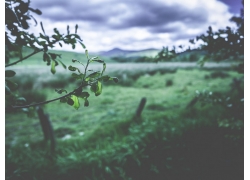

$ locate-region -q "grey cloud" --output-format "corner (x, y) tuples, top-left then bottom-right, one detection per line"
(110, 3), (208, 29)
(30, 0), (208, 31)
(31, 1), (109, 22)
(118, 36), (161, 46)
(149, 25), (180, 34)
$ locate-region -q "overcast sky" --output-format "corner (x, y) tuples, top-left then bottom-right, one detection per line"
(28, 0), (243, 53)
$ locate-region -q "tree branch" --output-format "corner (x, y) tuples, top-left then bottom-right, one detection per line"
(5, 49), (43, 67)
(81, 56), (90, 86)
(11, 82), (92, 109)
(12, 92), (74, 109)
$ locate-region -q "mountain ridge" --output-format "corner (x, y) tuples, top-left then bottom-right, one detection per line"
(96, 47), (160, 57)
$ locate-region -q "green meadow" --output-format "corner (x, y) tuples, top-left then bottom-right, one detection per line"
(5, 50), (244, 180)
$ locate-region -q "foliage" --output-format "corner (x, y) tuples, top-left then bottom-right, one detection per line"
(155, 1), (244, 70)
(154, 46), (177, 62)
(112, 56), (155, 63)
(5, 0), (117, 113)
(189, 2), (244, 124)
(155, 1), (244, 121)
(5, 1), (244, 179)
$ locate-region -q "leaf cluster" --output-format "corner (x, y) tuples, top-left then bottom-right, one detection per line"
(5, 0), (41, 63)
(190, 25), (243, 61)
(5, 0), (118, 112)
(155, 1), (244, 69)
(154, 46), (177, 62)
(56, 50), (118, 110)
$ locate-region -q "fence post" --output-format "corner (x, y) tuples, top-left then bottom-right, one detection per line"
(186, 97), (199, 108)
(36, 106), (56, 153)
(135, 97), (147, 118)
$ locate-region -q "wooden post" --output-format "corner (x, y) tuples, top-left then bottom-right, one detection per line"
(186, 97), (199, 108)
(36, 106), (56, 153)
(135, 97), (147, 118)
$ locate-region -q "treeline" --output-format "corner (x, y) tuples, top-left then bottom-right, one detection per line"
(111, 49), (210, 63)
(112, 56), (155, 63)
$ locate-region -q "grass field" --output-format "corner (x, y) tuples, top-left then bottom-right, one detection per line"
(5, 55), (244, 179)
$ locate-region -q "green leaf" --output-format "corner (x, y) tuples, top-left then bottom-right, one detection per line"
(51, 60), (56, 74)
(89, 57), (101, 63)
(68, 66), (81, 73)
(96, 81), (102, 96)
(70, 95), (80, 110)
(101, 63), (106, 75)
(84, 99), (89, 107)
(5, 79), (18, 91)
(98, 75), (111, 82)
(91, 81), (102, 96)
(5, 85), (11, 95)
(52, 35), (59, 40)
(93, 59), (104, 63)
(72, 34), (81, 41)
(43, 52), (50, 62)
(67, 25), (70, 35)
(79, 41), (86, 49)
(112, 77), (119, 83)
(87, 71), (101, 79)
(58, 59), (67, 69)
(90, 83), (97, 93)
(72, 73), (84, 80)
(40, 22), (46, 35)
(72, 73), (79, 79)
(71, 59), (85, 67)
(29, 8), (42, 15)
(49, 53), (59, 60)
(54, 28), (60, 35)
(78, 92), (90, 99)
(16, 97), (26, 104)
(5, 70), (16, 77)
(67, 98), (74, 106)
(39, 41), (46, 46)
(55, 89), (67, 94)
(68, 65), (77, 71)
(75, 24), (78, 34)
(22, 108), (29, 113)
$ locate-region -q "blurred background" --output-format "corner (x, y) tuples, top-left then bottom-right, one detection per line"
(5, 0), (244, 179)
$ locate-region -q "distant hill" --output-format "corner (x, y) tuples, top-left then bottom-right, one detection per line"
(97, 48), (160, 58)
(97, 48), (136, 57)
(8, 47), (214, 66)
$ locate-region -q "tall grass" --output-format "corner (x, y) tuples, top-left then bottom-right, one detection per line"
(5, 66), (243, 180)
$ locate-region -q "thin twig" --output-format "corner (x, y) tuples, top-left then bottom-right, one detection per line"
(11, 82), (92, 109)
(81, 57), (90, 86)
(5, 49), (43, 67)
(12, 92), (74, 109)
(5, 35), (67, 68)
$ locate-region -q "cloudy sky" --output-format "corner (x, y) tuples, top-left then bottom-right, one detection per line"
(28, 0), (243, 53)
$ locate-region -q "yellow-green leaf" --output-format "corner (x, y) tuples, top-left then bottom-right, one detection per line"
(71, 95), (80, 110)
(51, 60), (56, 74)
(95, 81), (102, 96)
